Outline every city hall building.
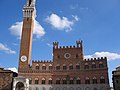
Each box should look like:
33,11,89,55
13,0,110,90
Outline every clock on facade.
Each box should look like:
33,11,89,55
64,53,71,59
20,55,27,62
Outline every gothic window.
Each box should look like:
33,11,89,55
48,78,52,84
84,63,89,69
63,78,67,84
76,78,81,84
91,62,96,69
93,77,97,84
85,77,90,84
69,64,73,70
42,64,46,71
29,78,32,84
99,62,104,68
100,76,105,84
42,78,46,84
63,64,67,70
69,78,74,84
35,78,39,84
56,78,60,84
56,64,60,70
49,64,52,70
76,64,80,70
35,64,39,70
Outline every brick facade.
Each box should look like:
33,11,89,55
18,41,110,90
17,0,110,90
0,68,17,90
112,66,120,90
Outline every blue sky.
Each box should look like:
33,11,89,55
0,0,120,87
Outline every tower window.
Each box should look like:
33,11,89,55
42,78,46,84
56,65,60,70
100,76,105,84
91,62,96,69
69,65,73,70
49,66,52,70
42,64,46,71
56,79,60,84
84,65,89,69
76,80,81,84
99,62,104,68
35,64,39,70
63,65,67,70
48,80,52,84
35,78,39,84
76,64,80,70
85,77,90,84
29,78,32,84
69,78,74,84
93,77,97,84
63,79,67,84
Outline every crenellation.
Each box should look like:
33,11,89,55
84,57,107,62
17,0,110,89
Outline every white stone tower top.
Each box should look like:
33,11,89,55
23,0,36,19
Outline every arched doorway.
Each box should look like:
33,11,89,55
15,82,24,90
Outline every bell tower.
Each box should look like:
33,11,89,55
18,0,36,71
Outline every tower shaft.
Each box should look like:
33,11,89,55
18,0,36,72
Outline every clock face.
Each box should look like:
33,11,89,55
20,55,27,62
64,53,71,59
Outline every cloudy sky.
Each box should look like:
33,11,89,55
0,0,120,87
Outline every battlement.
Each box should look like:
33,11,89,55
32,60,52,63
84,57,107,61
53,40,83,49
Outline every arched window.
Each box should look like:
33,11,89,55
49,64,52,70
42,78,46,84
35,64,39,70
76,64,80,70
85,77,90,84
76,77,81,84
99,62,104,68
63,78,67,84
29,78,32,84
69,64,73,70
93,77,97,84
48,78,52,84
56,64,60,70
35,78,39,84
91,62,96,69
42,64,46,70
56,78,60,84
69,78,74,84
100,76,105,84
63,64,67,70
84,63,89,69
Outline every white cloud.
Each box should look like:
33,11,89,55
9,20,45,39
45,13,79,32
7,67,18,73
0,43,16,54
85,52,120,61
72,15,79,21
47,43,52,47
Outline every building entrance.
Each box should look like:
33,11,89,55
15,82,24,90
